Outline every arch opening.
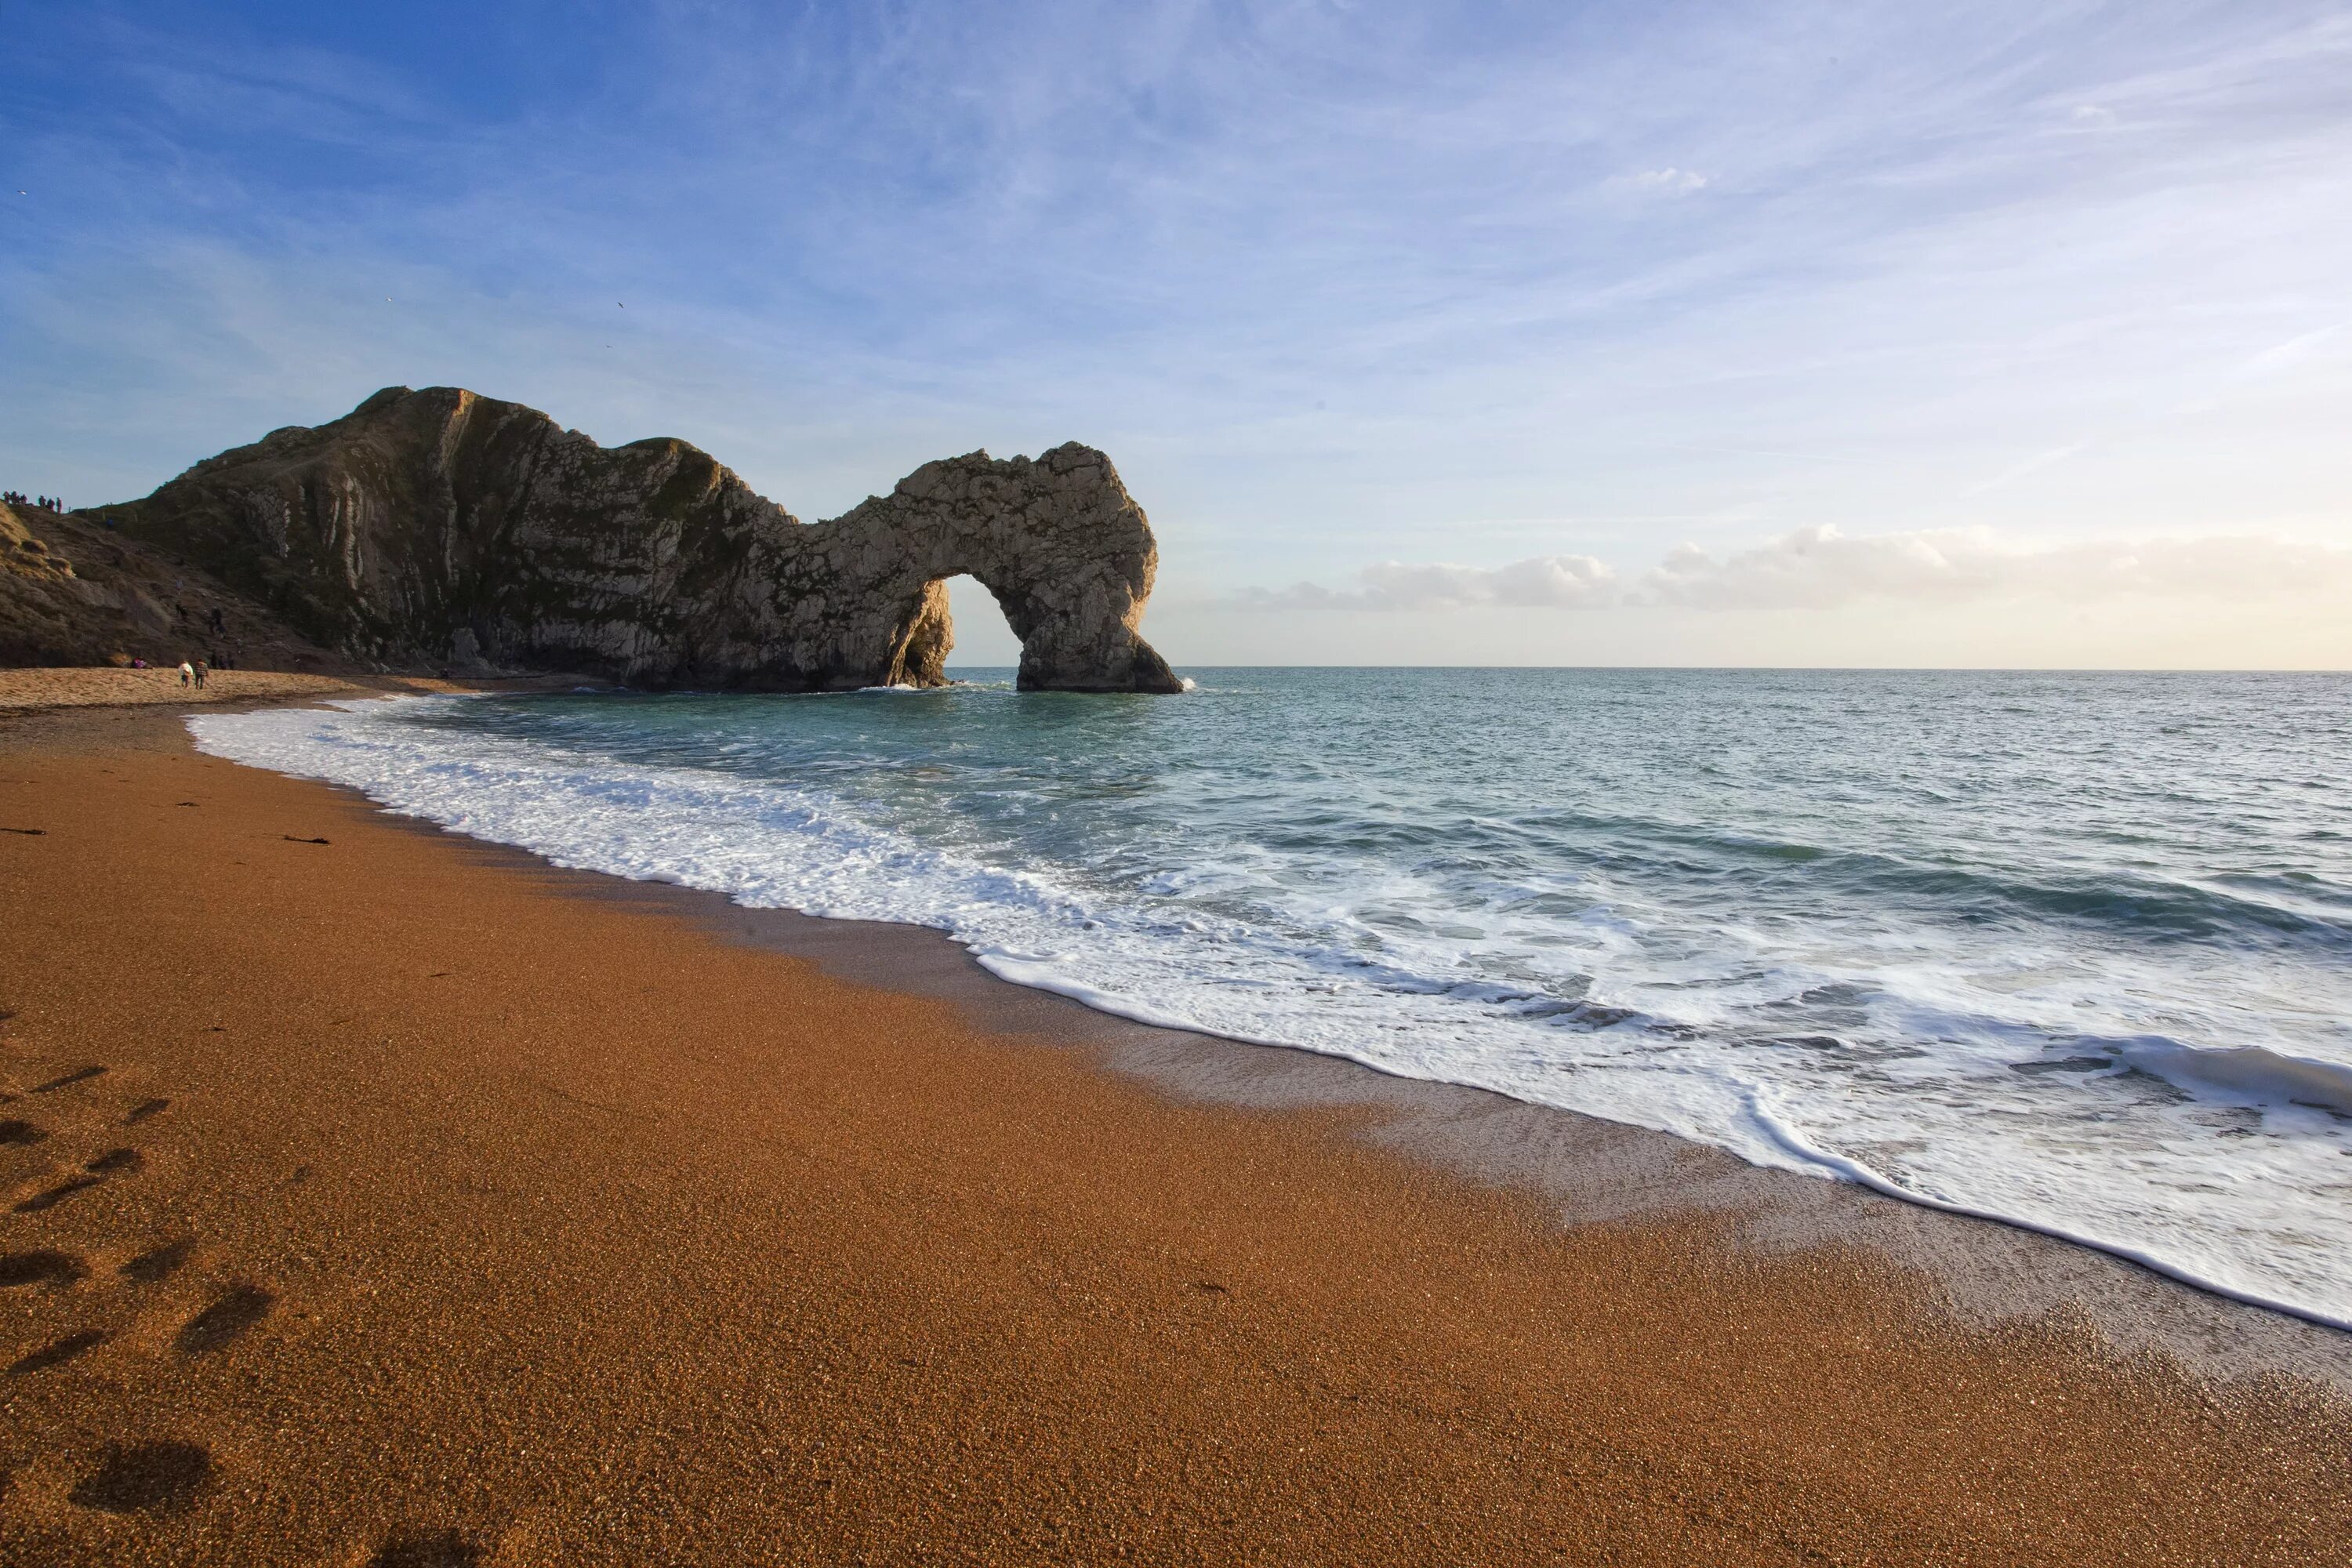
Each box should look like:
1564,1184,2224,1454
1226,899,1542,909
940,574,1022,674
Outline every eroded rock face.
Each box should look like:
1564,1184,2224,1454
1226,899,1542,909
0,499,335,670
105,387,1184,691
0,500,75,585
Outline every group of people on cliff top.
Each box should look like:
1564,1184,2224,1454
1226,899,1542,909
2,490,64,510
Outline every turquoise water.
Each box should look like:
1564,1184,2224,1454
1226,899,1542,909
191,669,2352,1326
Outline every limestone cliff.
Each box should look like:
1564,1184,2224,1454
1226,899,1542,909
0,499,334,671
98,387,1184,692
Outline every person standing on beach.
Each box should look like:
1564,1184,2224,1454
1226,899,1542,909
193,658,209,689
179,659,194,687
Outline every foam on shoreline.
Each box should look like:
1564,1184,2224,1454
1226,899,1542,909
187,680,2352,1334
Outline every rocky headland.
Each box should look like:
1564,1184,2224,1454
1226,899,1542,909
3,388,1183,692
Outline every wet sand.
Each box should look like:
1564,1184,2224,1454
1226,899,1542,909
2,702,2349,1566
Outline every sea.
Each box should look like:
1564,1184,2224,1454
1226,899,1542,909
188,669,2352,1328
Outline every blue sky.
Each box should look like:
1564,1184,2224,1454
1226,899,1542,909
4,1,2349,665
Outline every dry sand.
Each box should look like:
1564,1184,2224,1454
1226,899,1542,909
0,668,369,713
0,667,601,715
2,701,2349,1566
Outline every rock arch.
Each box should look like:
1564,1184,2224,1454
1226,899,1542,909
99,388,1187,693
827,445,1182,692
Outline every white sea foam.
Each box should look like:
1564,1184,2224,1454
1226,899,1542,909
188,682,2352,1330
2122,1041,2352,1118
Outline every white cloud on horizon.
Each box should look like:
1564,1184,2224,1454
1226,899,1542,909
1240,526,2352,614
1243,554,1618,611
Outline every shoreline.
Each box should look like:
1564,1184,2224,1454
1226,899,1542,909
530,851,2352,1395
190,685,2352,1375
5,697,2350,1563
32,681,2352,1370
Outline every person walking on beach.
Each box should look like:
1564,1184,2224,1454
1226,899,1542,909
179,659,194,687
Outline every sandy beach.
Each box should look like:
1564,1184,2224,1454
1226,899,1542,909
3,696,2350,1566
0,668,375,713
0,668,600,716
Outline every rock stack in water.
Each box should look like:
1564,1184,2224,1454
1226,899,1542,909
97,387,1185,691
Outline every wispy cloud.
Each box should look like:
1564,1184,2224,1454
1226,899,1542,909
1245,527,2352,613
1958,440,2089,499
1617,167,1709,193
1645,526,2352,608
2,2,2350,666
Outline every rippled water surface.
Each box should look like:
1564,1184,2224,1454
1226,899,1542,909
192,669,2352,1324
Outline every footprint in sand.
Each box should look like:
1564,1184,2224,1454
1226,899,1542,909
3,1056,158,1207
0,1248,87,1288
67,1440,213,1515
9,1328,109,1375
368,1526,486,1567
14,1174,104,1214
120,1238,194,1285
9,1065,296,1531
175,1284,274,1355
12,1074,198,1294
11,1144,147,1213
